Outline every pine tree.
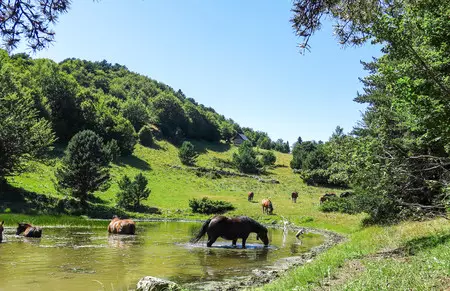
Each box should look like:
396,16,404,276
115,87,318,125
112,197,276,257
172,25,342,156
56,130,111,204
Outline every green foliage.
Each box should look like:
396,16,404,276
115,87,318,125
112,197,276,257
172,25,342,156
116,173,151,210
55,130,111,203
319,197,356,214
104,139,120,161
232,140,261,174
291,0,450,222
122,99,149,131
261,151,276,166
188,197,235,214
138,125,154,147
0,55,55,179
178,141,198,166
152,92,188,138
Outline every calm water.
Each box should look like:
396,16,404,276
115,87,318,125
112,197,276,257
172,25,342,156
0,221,323,291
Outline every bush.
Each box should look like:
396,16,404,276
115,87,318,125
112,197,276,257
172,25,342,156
319,197,356,214
189,197,234,214
178,141,198,165
261,151,276,166
104,139,120,161
138,125,154,147
116,173,151,210
299,169,330,186
233,140,261,174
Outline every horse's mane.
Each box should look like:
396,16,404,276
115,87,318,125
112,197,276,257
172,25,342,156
237,216,267,232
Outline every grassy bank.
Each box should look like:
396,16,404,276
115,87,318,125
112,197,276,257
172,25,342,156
1,139,449,290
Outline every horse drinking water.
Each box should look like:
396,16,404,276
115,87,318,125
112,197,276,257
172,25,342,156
191,215,269,248
0,221,4,243
261,198,273,214
16,223,42,238
108,215,136,235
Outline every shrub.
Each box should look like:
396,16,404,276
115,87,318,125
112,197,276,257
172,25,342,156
261,151,276,166
319,197,356,214
189,197,234,214
104,139,120,161
299,169,330,186
116,173,151,210
178,141,198,166
233,140,261,174
138,125,154,147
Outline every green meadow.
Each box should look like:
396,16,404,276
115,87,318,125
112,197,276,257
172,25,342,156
2,140,449,290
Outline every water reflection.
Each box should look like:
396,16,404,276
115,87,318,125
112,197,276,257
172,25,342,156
107,234,139,249
0,222,324,291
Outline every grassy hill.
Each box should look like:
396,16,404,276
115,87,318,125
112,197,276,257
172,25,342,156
2,140,449,290
4,139,360,230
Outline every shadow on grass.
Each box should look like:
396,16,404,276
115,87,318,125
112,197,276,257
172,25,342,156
116,155,152,171
190,140,231,154
403,233,450,255
0,182,127,219
141,142,166,151
0,182,60,215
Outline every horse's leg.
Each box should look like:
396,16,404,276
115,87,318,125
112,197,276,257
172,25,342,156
207,236,217,247
241,236,249,249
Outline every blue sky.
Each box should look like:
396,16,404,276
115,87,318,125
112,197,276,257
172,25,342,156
22,0,381,144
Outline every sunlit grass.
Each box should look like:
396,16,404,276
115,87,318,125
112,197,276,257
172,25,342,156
4,139,449,290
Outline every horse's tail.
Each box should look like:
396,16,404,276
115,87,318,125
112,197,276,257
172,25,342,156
190,218,211,243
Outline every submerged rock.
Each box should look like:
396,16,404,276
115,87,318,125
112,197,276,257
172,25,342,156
136,276,180,291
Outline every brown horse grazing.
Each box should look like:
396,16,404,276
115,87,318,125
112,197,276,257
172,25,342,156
248,191,254,202
291,191,299,203
108,215,136,235
191,215,269,248
261,198,273,214
16,223,42,238
0,221,4,243
320,193,337,204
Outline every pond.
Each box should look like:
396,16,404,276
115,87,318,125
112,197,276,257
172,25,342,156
0,221,324,290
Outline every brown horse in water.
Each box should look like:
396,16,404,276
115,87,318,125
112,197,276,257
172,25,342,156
0,221,4,243
191,216,269,248
108,215,136,235
261,198,273,214
16,223,42,238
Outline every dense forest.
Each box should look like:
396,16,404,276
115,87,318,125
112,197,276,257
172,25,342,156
0,49,291,178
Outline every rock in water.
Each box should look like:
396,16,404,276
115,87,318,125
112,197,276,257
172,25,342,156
136,276,180,291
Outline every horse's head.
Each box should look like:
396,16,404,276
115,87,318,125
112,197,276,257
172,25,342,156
268,202,273,214
256,229,269,246
0,221,4,242
111,215,120,220
16,223,29,235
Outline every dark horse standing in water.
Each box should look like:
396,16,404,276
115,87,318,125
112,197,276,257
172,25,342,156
16,223,42,238
0,221,4,243
191,216,269,248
